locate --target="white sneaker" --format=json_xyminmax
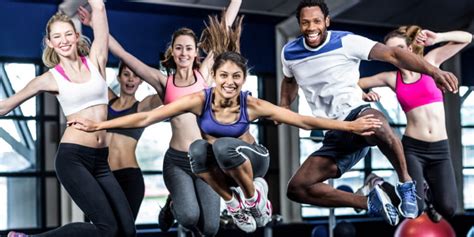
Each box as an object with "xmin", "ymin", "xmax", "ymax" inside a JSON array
[
  {"xmin": 227, "ymin": 188, "xmax": 257, "ymax": 233},
  {"xmin": 245, "ymin": 177, "xmax": 272, "ymax": 227}
]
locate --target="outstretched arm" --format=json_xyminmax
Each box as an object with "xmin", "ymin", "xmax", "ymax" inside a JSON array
[
  {"xmin": 358, "ymin": 71, "xmax": 395, "ymax": 90},
  {"xmin": 369, "ymin": 42, "xmax": 458, "ymax": 93},
  {"xmin": 0, "ymin": 73, "xmax": 56, "ymax": 116},
  {"xmin": 78, "ymin": 6, "xmax": 165, "ymax": 96},
  {"xmin": 68, "ymin": 91, "xmax": 203, "ymax": 131},
  {"xmin": 249, "ymin": 97, "xmax": 382, "ymax": 136},
  {"xmin": 418, "ymin": 30, "xmax": 472, "ymax": 67},
  {"xmin": 279, "ymin": 76, "xmax": 299, "ymax": 110},
  {"xmin": 83, "ymin": 0, "xmax": 108, "ymax": 75}
]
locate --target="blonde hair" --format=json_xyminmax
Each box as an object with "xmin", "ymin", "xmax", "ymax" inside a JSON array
[
  {"xmin": 199, "ymin": 12, "xmax": 244, "ymax": 57},
  {"xmin": 161, "ymin": 28, "xmax": 200, "ymax": 74},
  {"xmin": 384, "ymin": 25, "xmax": 424, "ymax": 56},
  {"xmin": 42, "ymin": 12, "xmax": 90, "ymax": 68}
]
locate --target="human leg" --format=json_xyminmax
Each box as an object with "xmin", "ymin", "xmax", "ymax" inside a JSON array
[
  {"xmin": 113, "ymin": 167, "xmax": 145, "ymax": 220},
  {"xmin": 163, "ymin": 148, "xmax": 202, "ymax": 233},
  {"xmin": 360, "ymin": 109, "xmax": 417, "ymax": 218}
]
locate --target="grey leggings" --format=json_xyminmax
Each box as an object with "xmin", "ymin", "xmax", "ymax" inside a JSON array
[
  {"xmin": 163, "ymin": 147, "xmax": 220, "ymax": 236},
  {"xmin": 189, "ymin": 138, "xmax": 270, "ymax": 183}
]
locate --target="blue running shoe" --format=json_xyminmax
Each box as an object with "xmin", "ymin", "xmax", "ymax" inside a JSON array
[
  {"xmin": 396, "ymin": 181, "xmax": 418, "ymax": 219},
  {"xmin": 368, "ymin": 185, "xmax": 399, "ymax": 226}
]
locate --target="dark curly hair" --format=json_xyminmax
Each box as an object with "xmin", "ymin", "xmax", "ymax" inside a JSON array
[{"xmin": 296, "ymin": 0, "xmax": 329, "ymax": 24}]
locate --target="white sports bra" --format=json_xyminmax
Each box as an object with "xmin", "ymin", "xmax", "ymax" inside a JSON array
[{"xmin": 49, "ymin": 56, "xmax": 108, "ymax": 116}]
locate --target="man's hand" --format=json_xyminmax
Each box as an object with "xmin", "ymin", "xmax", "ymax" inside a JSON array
[
  {"xmin": 432, "ymin": 68, "xmax": 458, "ymax": 93},
  {"xmin": 77, "ymin": 5, "xmax": 92, "ymax": 27}
]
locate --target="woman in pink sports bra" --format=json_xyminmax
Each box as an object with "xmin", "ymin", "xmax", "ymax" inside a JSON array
[
  {"xmin": 80, "ymin": 0, "xmax": 243, "ymax": 235},
  {"xmin": 358, "ymin": 25, "xmax": 472, "ymax": 221},
  {"xmin": 2, "ymin": 1, "xmax": 136, "ymax": 237}
]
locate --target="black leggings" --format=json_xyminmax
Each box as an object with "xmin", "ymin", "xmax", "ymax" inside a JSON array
[
  {"xmin": 34, "ymin": 143, "xmax": 136, "ymax": 237},
  {"xmin": 113, "ymin": 167, "xmax": 145, "ymax": 220},
  {"xmin": 163, "ymin": 147, "xmax": 220, "ymax": 236},
  {"xmin": 403, "ymin": 136, "xmax": 457, "ymax": 218}
]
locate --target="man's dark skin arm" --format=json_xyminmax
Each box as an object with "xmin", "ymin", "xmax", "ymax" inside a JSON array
[
  {"xmin": 279, "ymin": 76, "xmax": 299, "ymax": 109},
  {"xmin": 369, "ymin": 43, "xmax": 458, "ymax": 93}
]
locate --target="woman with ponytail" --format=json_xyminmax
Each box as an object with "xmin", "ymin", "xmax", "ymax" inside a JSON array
[
  {"xmin": 3, "ymin": 1, "xmax": 136, "ymax": 237},
  {"xmin": 358, "ymin": 25, "xmax": 472, "ymax": 221}
]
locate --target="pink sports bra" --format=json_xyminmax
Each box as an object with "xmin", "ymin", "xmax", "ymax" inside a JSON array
[
  {"xmin": 395, "ymin": 71, "xmax": 443, "ymax": 113},
  {"xmin": 163, "ymin": 69, "xmax": 208, "ymax": 104}
]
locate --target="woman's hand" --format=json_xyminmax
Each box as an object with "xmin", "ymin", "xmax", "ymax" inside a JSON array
[
  {"xmin": 362, "ymin": 91, "xmax": 381, "ymax": 102},
  {"xmin": 348, "ymin": 114, "xmax": 383, "ymax": 136},
  {"xmin": 416, "ymin": 29, "xmax": 438, "ymax": 46},
  {"xmin": 77, "ymin": 5, "xmax": 92, "ymax": 27},
  {"xmin": 67, "ymin": 117, "xmax": 99, "ymax": 132}
]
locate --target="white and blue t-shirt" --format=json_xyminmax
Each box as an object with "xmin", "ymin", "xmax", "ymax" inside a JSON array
[{"xmin": 281, "ymin": 30, "xmax": 377, "ymax": 120}]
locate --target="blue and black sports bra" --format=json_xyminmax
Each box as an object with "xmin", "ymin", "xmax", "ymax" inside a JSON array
[{"xmin": 197, "ymin": 88, "xmax": 250, "ymax": 138}]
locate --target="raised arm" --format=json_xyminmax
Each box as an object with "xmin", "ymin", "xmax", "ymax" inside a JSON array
[
  {"xmin": 0, "ymin": 73, "xmax": 56, "ymax": 116},
  {"xmin": 108, "ymin": 35, "xmax": 165, "ymax": 96},
  {"xmin": 68, "ymin": 91, "xmax": 203, "ymax": 131},
  {"xmin": 84, "ymin": 0, "xmax": 108, "ymax": 75},
  {"xmin": 78, "ymin": 6, "xmax": 165, "ymax": 96},
  {"xmin": 418, "ymin": 30, "xmax": 472, "ymax": 67},
  {"xmin": 369, "ymin": 42, "xmax": 458, "ymax": 93},
  {"xmin": 225, "ymin": 0, "xmax": 242, "ymax": 27},
  {"xmin": 279, "ymin": 76, "xmax": 299, "ymax": 110},
  {"xmin": 248, "ymin": 97, "xmax": 382, "ymax": 136},
  {"xmin": 138, "ymin": 94, "xmax": 163, "ymax": 112},
  {"xmin": 200, "ymin": 0, "xmax": 243, "ymax": 83}
]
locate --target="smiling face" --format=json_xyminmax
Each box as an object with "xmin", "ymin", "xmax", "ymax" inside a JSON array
[
  {"xmin": 213, "ymin": 61, "xmax": 246, "ymax": 100},
  {"xmin": 299, "ymin": 6, "xmax": 330, "ymax": 48},
  {"xmin": 46, "ymin": 21, "xmax": 79, "ymax": 58},
  {"xmin": 172, "ymin": 35, "xmax": 198, "ymax": 69},
  {"xmin": 118, "ymin": 65, "xmax": 142, "ymax": 96}
]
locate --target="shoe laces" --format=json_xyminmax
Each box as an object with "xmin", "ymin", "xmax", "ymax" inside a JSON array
[{"xmin": 399, "ymin": 183, "xmax": 418, "ymax": 203}]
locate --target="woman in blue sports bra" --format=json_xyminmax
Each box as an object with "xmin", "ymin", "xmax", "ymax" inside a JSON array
[
  {"xmin": 2, "ymin": 1, "xmax": 136, "ymax": 237},
  {"xmin": 79, "ymin": 1, "xmax": 242, "ymax": 235},
  {"xmin": 69, "ymin": 51, "xmax": 383, "ymax": 233}
]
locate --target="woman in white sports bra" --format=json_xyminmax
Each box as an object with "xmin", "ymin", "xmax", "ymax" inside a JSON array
[{"xmin": 1, "ymin": 1, "xmax": 135, "ymax": 237}]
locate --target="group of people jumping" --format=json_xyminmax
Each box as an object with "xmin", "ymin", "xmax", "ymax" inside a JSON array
[{"xmin": 0, "ymin": 0, "xmax": 471, "ymax": 236}]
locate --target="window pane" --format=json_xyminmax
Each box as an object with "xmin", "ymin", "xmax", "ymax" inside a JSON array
[
  {"xmin": 299, "ymin": 139, "xmax": 323, "ymax": 164},
  {"xmin": 0, "ymin": 120, "xmax": 36, "ymax": 172},
  {"xmin": 0, "ymin": 177, "xmax": 38, "ymax": 230},
  {"xmin": 136, "ymin": 174, "xmax": 168, "ymax": 225},
  {"xmin": 461, "ymin": 86, "xmax": 474, "ymax": 126},
  {"xmin": 463, "ymin": 169, "xmax": 474, "ymax": 209},
  {"xmin": 136, "ymin": 122, "xmax": 171, "ymax": 171},
  {"xmin": 4, "ymin": 63, "xmax": 37, "ymax": 116},
  {"xmin": 249, "ymin": 124, "xmax": 259, "ymax": 144},
  {"xmin": 371, "ymin": 87, "xmax": 406, "ymax": 124},
  {"xmin": 462, "ymin": 128, "xmax": 474, "ymax": 167},
  {"xmin": 242, "ymin": 75, "xmax": 259, "ymax": 98}
]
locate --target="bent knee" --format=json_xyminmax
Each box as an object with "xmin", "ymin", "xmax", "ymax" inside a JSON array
[
  {"xmin": 175, "ymin": 211, "xmax": 200, "ymax": 229},
  {"xmin": 437, "ymin": 202, "xmax": 457, "ymax": 218},
  {"xmin": 286, "ymin": 180, "xmax": 306, "ymax": 202}
]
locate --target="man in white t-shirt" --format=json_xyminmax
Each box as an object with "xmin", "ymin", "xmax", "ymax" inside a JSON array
[{"xmin": 280, "ymin": 0, "xmax": 458, "ymax": 226}]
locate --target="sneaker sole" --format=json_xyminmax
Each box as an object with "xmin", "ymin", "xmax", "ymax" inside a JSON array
[{"xmin": 374, "ymin": 185, "xmax": 399, "ymax": 226}]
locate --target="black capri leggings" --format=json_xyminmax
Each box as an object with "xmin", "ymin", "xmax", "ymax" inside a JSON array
[
  {"xmin": 403, "ymin": 136, "xmax": 457, "ymax": 218},
  {"xmin": 189, "ymin": 137, "xmax": 270, "ymax": 180},
  {"xmin": 34, "ymin": 143, "xmax": 136, "ymax": 237}
]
